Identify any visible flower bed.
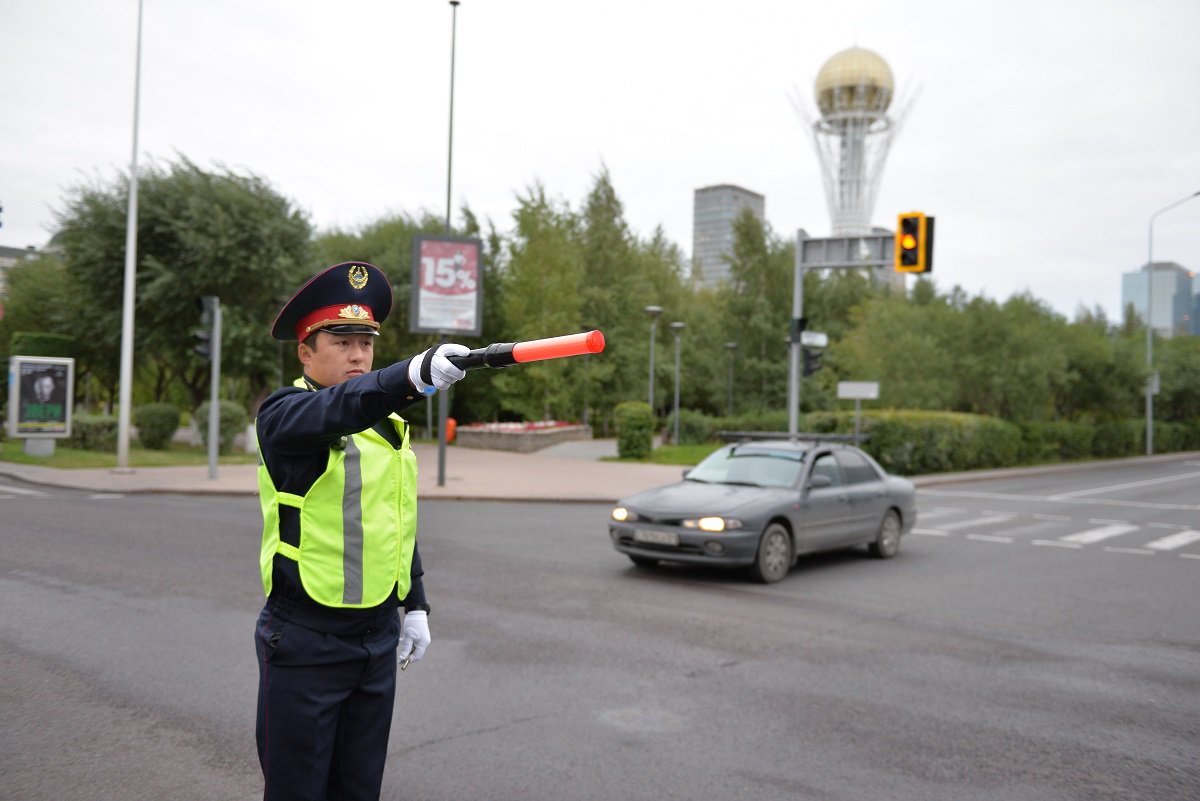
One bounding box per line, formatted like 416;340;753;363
456;421;592;452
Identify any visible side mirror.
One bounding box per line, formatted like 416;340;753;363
806;474;833;490
682;469;692;480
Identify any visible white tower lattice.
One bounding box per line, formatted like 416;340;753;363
795;47;911;237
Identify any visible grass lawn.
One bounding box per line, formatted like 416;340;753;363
605;442;723;467
0;439;259;469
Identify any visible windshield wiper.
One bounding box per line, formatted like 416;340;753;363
721;480;762;487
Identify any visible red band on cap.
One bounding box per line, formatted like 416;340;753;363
294;303;378;340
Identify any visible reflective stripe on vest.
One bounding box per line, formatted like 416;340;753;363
256;402;417;608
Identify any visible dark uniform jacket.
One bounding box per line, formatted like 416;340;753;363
255;359;427;635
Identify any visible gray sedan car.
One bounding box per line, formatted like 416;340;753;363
608;439;916;583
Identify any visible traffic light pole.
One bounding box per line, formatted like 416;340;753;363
207;298;222;480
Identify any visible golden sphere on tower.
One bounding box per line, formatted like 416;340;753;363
815;47;894;116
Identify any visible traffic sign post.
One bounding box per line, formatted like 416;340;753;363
838;381;880;442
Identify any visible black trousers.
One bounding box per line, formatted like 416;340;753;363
255;604;401;801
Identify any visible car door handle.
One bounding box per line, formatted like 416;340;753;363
837;494;849;503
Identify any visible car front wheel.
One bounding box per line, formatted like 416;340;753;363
749;523;792;584
869;510;901;559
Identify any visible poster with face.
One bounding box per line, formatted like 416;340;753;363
9;357;74;437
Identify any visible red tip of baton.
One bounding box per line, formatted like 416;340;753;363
512;330;605;364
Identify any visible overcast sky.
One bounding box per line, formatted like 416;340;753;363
3;0;1198;321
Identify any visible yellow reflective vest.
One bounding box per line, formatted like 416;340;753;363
257;391;418;608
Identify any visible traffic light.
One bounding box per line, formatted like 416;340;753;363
802;347;823;377
895;211;934;273
193;296;217;359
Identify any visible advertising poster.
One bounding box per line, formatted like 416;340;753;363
410;235;483;336
8;356;74;438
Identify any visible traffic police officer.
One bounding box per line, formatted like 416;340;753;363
253;261;468;801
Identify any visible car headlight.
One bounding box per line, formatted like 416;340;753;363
682;517;743;532
611;507;638;523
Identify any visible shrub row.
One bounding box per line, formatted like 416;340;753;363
656;407;1200;475
61;401;247;453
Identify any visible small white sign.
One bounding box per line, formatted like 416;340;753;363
838;381;879;400
799;330;828;348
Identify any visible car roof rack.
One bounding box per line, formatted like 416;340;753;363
715;430;868;444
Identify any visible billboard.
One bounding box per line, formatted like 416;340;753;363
8;356;75;438
410;235;483;337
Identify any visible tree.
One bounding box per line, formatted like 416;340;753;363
47;157;313;412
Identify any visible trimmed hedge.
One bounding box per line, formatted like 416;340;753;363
195;400;247;454
660;408;1200;475
69;414;118;452
615;401;654;459
135;403;181;450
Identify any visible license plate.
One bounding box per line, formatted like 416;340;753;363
633;528;679;546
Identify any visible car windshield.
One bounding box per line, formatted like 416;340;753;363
687;445;808;488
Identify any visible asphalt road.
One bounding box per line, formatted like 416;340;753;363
1;458;1198;801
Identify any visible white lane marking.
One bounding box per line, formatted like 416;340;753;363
1144;530;1200;551
1180;554;1200;560
1103;547;1155;556
934;514;1015;532
911;528;950;536
0;483;49;497
1148;522;1188;529
1034;513;1071;521
89;493;126;500
1049;470;1200;499
966;534;1013;543
1060;524;1140;544
920;488;1199;511
1033;540;1082;549
913;507;966;521
1089;518;1130;525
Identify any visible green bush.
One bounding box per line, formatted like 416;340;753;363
805;410;1022;475
195;400;247;454
615;401;654;459
1093;420;1141;457
10;331;74;358
69;414;118;452
135;403;181;450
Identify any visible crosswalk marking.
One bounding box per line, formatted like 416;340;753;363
966;534;1013;543
0;483;48;497
932;514;1015;532
911;528;950;536
914;507;967;521
1033;540;1082;549
1060;524;1139;544
1144;530;1200;551
1104;547;1155;556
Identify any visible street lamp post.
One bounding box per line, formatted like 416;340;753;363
436;0;461;487
670;321;686;446
725;342;738;416
115;0;146;472
645;305;662;410
1145;190;1200;455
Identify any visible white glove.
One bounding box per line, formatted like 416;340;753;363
408;344;470;394
399;610;430;667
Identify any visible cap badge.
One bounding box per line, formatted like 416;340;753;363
338;304;370;321
348;264;369;290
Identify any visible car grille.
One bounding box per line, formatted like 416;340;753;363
617;536;706;556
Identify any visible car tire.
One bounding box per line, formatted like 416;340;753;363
628;555;659;568
749;523;792;584
869;510;901;559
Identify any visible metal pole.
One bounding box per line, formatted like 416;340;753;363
725;342;737;416
437;0;460;488
670;322;685;446
788;231;804;438
115;0;145;472
208;299;221;480
1145;190;1200;456
645;305;662;410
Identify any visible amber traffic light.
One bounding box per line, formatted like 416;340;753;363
895;212;934;273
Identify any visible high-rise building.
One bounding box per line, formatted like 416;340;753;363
691;184;765;288
1120;261;1194;337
